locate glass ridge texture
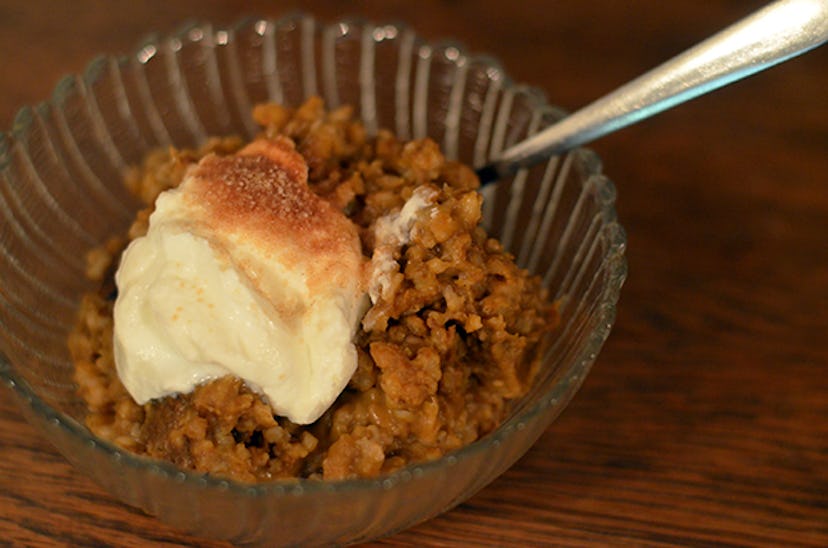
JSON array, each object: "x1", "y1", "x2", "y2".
[{"x1": 0, "y1": 15, "x2": 627, "y2": 546}]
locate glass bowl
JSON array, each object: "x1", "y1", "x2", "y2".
[{"x1": 0, "y1": 14, "x2": 626, "y2": 546}]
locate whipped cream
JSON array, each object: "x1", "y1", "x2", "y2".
[
  {"x1": 113, "y1": 138, "x2": 367, "y2": 424},
  {"x1": 369, "y1": 186, "x2": 438, "y2": 303}
]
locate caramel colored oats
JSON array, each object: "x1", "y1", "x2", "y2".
[{"x1": 69, "y1": 97, "x2": 557, "y2": 482}]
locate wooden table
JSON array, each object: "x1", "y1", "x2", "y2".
[{"x1": 2, "y1": 1, "x2": 826, "y2": 545}]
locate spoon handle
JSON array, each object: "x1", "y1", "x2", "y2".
[{"x1": 478, "y1": 0, "x2": 828, "y2": 183}]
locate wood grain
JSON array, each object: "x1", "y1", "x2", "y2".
[{"x1": 2, "y1": 0, "x2": 827, "y2": 546}]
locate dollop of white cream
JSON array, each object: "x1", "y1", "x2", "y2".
[
  {"x1": 113, "y1": 141, "x2": 366, "y2": 424},
  {"x1": 369, "y1": 186, "x2": 438, "y2": 303}
]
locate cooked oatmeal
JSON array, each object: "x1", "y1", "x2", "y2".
[{"x1": 68, "y1": 97, "x2": 557, "y2": 482}]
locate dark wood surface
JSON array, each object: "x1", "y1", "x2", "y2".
[{"x1": 2, "y1": 1, "x2": 827, "y2": 546}]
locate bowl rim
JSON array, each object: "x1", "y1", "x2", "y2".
[{"x1": 0, "y1": 12, "x2": 627, "y2": 499}]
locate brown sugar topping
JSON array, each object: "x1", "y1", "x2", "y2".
[
  {"x1": 193, "y1": 155, "x2": 319, "y2": 230},
  {"x1": 186, "y1": 138, "x2": 363, "y2": 287}
]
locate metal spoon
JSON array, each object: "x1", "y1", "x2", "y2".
[{"x1": 476, "y1": 0, "x2": 828, "y2": 184}]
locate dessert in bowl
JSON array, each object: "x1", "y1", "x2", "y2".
[
  {"x1": 71, "y1": 96, "x2": 558, "y2": 483},
  {"x1": 0, "y1": 14, "x2": 625, "y2": 545}
]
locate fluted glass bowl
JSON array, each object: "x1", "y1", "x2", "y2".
[{"x1": 0, "y1": 14, "x2": 626, "y2": 546}]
